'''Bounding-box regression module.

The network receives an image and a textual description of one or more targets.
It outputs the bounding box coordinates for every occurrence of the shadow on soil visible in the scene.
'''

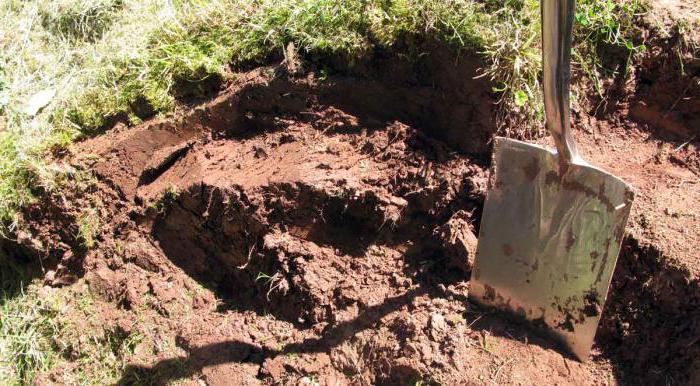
[0,244,37,301]
[449,234,700,385]
[596,236,700,385]
[117,286,432,385]
[0,238,80,302]
[132,229,700,386]
[214,44,497,155]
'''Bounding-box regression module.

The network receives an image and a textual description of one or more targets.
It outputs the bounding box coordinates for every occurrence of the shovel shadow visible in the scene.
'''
[116,286,430,385]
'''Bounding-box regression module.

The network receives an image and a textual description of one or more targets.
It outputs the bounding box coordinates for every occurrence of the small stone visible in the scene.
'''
[116,318,133,334]
[298,376,319,386]
[403,342,418,356]
[44,270,56,283]
[429,313,447,340]
[445,313,465,326]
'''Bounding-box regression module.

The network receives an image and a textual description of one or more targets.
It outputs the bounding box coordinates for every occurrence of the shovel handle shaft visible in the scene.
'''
[542,0,579,165]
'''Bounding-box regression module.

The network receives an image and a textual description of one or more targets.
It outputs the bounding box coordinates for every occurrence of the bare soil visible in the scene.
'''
[5,17,700,386]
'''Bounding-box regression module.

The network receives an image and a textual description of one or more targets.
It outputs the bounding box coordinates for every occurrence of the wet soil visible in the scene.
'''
[5,18,700,385]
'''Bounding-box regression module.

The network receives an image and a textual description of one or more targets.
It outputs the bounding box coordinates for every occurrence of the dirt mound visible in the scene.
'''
[6,47,700,384]
[73,62,518,385]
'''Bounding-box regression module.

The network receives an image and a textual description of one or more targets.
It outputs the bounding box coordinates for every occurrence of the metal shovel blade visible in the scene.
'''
[469,137,634,360]
[469,0,635,361]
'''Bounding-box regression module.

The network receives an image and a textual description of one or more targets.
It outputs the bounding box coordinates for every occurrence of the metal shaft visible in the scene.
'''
[542,0,579,165]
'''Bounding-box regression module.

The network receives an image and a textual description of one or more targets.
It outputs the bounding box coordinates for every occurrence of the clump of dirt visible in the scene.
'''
[142,116,485,325]
[632,2,700,136]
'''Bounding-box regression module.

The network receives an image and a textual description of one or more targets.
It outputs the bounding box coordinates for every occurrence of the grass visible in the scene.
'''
[38,0,125,42]
[76,206,100,248]
[674,18,699,76]
[0,268,146,385]
[0,285,61,385]
[574,0,648,97]
[0,258,59,385]
[146,184,180,215]
[479,0,543,129]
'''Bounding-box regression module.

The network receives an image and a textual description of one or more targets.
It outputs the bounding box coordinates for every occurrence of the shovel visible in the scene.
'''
[469,0,634,361]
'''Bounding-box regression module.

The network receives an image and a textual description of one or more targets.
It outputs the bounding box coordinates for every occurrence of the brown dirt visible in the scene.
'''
[534,113,700,385]
[5,21,700,385]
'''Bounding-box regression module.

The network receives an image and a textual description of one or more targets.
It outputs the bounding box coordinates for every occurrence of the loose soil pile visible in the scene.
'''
[5,16,700,386]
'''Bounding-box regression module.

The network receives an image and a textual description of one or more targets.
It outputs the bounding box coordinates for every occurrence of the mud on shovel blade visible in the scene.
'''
[469,0,634,361]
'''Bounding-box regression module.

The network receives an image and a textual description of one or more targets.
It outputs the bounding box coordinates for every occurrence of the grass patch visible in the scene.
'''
[479,0,543,130]
[0,134,38,228]
[480,0,649,133]
[0,130,74,231]
[574,0,649,98]
[0,273,145,385]
[0,259,61,386]
[38,0,124,42]
[673,18,699,76]
[0,288,60,385]
[62,0,488,132]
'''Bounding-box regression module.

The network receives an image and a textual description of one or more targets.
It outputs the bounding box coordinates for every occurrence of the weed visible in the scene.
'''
[674,18,699,76]
[255,271,274,283]
[106,326,143,358]
[412,376,441,386]
[479,331,495,353]
[255,271,286,300]
[114,239,125,256]
[574,0,649,94]
[76,206,100,248]
[147,184,180,215]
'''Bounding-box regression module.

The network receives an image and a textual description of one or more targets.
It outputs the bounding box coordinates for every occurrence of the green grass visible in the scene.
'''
[0,0,652,230]
[76,206,100,248]
[0,270,145,385]
[673,18,699,76]
[146,184,180,215]
[0,257,61,386]
[574,0,648,97]
[38,0,124,42]
[0,287,60,385]
[479,0,543,130]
